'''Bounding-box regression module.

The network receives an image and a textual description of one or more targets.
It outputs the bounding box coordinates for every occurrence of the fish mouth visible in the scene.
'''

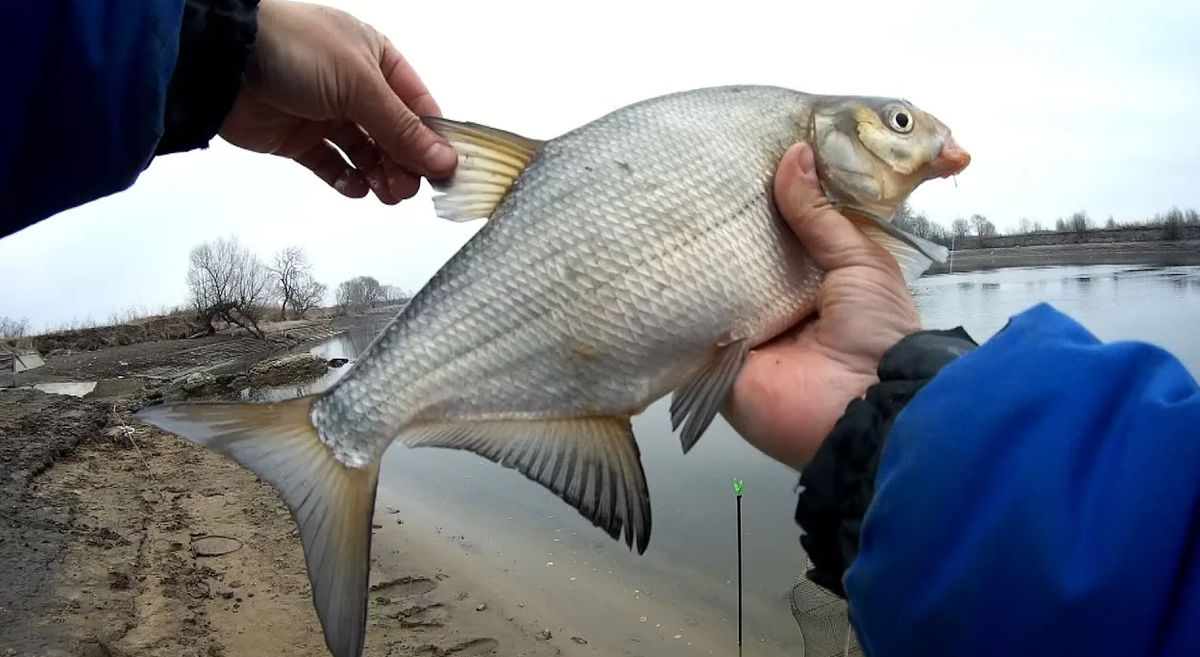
[928,133,971,179]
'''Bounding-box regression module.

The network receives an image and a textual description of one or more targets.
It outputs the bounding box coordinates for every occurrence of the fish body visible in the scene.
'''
[136,85,970,657]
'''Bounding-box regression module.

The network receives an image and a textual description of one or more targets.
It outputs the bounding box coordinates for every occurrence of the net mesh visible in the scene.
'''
[789,558,861,657]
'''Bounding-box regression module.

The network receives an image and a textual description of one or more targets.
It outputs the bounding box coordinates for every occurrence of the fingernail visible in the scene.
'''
[796,144,816,178]
[423,142,457,173]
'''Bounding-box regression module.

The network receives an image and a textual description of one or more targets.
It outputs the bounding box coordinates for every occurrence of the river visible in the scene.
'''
[248,263,1200,656]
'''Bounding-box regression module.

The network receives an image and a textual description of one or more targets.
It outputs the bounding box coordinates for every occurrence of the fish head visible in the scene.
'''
[809,96,970,221]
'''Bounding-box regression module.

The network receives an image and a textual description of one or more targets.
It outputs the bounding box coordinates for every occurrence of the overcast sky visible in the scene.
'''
[2,0,1197,329]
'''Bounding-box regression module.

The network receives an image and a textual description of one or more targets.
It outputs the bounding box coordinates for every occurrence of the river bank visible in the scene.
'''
[927,240,1200,274]
[1,313,795,657]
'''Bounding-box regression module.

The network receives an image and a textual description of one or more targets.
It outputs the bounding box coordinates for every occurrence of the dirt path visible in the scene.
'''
[0,386,566,657]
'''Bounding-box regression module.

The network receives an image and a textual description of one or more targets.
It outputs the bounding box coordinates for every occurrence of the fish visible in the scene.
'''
[134,84,970,657]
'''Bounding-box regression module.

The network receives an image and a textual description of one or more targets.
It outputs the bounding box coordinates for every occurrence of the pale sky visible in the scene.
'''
[2,0,1197,329]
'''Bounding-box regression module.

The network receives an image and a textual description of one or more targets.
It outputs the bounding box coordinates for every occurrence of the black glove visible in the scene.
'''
[794,326,979,598]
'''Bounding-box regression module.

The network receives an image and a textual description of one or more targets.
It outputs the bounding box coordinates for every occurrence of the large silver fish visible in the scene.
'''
[136,85,970,657]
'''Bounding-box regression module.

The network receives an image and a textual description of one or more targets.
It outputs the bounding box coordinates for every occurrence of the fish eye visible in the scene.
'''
[886,107,914,133]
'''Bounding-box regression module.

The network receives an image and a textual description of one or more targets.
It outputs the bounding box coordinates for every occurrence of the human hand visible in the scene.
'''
[723,143,922,470]
[218,0,457,204]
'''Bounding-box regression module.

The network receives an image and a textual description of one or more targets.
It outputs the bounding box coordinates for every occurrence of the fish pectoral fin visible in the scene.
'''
[421,117,545,222]
[670,338,751,454]
[850,213,950,284]
[135,397,379,657]
[398,416,651,554]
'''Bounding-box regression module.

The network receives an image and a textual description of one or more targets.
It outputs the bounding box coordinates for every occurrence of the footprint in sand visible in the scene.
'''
[369,574,438,598]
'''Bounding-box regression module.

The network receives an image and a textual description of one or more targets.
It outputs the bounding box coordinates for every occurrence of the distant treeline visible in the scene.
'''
[892,203,1200,250]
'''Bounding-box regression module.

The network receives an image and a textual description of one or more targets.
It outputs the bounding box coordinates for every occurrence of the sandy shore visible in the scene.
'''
[1,312,636,657]
[0,385,596,657]
[3,310,776,657]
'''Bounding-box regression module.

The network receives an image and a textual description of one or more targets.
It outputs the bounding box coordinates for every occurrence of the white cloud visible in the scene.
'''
[2,0,1197,327]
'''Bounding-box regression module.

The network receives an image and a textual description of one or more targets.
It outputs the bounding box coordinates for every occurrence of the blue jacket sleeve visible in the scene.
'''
[795,303,1200,656]
[0,0,258,241]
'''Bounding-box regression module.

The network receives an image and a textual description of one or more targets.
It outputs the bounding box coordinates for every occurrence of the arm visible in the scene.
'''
[796,302,1200,655]
[0,0,259,240]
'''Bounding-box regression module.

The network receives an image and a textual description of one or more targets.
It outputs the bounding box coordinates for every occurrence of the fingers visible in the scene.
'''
[293,141,369,199]
[326,123,402,205]
[773,143,891,271]
[349,62,457,181]
[381,157,421,201]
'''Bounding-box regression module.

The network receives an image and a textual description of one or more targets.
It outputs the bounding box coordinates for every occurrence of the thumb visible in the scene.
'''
[774,143,887,271]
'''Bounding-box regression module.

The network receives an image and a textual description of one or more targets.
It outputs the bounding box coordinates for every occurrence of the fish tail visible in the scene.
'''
[135,396,379,657]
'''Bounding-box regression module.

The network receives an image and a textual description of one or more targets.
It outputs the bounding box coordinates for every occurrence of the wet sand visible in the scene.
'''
[0,386,589,657]
[1,314,777,657]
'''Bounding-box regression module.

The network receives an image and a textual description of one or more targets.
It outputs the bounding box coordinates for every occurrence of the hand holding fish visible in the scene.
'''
[723,142,922,470]
[216,0,457,204]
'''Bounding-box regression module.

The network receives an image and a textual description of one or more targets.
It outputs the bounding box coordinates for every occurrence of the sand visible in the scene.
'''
[0,384,612,657]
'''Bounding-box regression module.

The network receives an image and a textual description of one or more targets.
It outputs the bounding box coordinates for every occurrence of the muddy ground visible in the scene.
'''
[8,315,372,386]
[0,316,565,657]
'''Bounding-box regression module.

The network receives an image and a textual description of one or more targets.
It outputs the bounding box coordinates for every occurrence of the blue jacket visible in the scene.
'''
[0,0,258,240]
[797,303,1200,656]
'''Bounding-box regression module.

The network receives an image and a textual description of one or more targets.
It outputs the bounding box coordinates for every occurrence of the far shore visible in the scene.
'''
[927,240,1200,275]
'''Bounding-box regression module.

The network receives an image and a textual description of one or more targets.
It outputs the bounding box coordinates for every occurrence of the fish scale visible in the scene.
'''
[135,84,970,657]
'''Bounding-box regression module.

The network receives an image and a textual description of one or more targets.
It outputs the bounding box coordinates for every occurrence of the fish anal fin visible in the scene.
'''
[848,212,949,283]
[134,397,379,657]
[398,416,651,554]
[421,116,545,222]
[670,339,751,454]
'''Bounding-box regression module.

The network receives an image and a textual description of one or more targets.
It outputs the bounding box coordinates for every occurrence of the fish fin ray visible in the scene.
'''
[398,416,651,553]
[135,397,378,657]
[421,116,544,222]
[850,214,948,283]
[669,339,751,454]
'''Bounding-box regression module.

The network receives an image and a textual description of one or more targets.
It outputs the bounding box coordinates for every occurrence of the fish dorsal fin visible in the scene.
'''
[397,416,652,553]
[670,338,751,454]
[421,117,545,222]
[848,212,950,284]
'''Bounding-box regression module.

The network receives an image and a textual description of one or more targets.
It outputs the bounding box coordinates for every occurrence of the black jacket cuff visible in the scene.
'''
[794,327,979,598]
[155,0,261,156]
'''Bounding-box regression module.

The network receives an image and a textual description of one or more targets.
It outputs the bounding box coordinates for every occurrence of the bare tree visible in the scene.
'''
[335,276,385,314]
[1068,210,1091,234]
[380,285,409,305]
[951,217,971,241]
[186,235,273,337]
[271,246,306,320]
[1160,207,1185,241]
[0,317,28,340]
[270,246,327,319]
[293,276,327,318]
[969,214,995,238]
[1016,218,1033,234]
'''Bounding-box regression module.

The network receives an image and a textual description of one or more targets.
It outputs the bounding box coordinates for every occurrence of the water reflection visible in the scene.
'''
[239,324,386,402]
[241,264,1200,652]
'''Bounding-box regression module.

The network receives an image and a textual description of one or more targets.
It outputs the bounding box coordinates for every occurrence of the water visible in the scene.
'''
[250,264,1200,655]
